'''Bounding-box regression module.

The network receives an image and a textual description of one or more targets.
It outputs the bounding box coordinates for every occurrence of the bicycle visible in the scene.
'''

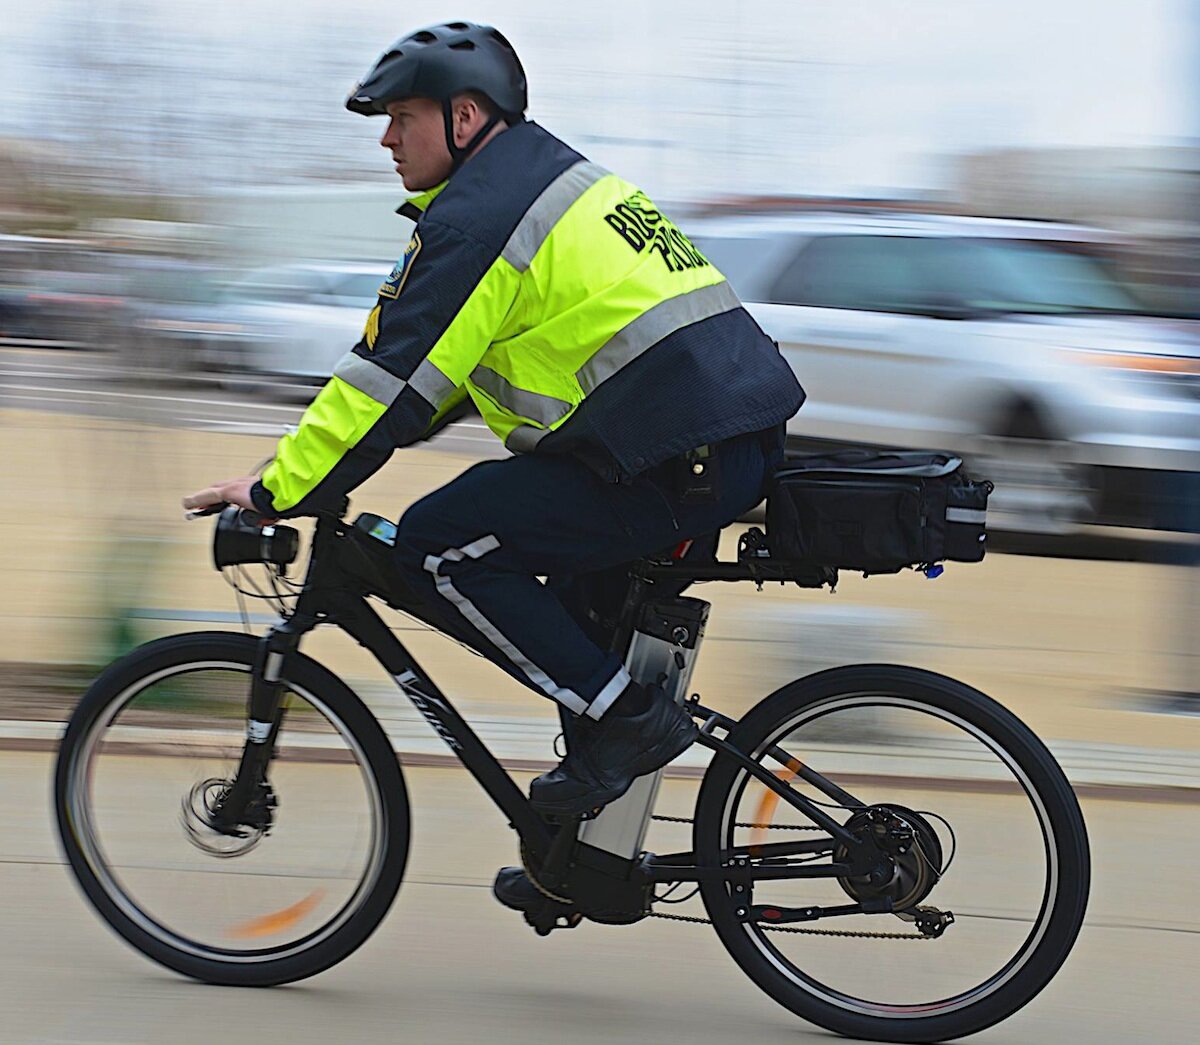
[54,503,1089,1043]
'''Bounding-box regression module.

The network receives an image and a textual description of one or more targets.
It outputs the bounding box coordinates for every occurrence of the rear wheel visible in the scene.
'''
[693,664,1089,1042]
[55,631,409,986]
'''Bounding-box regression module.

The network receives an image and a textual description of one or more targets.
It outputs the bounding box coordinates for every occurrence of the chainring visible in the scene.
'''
[519,841,650,924]
[519,841,573,905]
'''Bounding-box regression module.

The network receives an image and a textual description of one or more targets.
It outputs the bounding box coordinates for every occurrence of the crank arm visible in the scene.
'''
[535,816,585,895]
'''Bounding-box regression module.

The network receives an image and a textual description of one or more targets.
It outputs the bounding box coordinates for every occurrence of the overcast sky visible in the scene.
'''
[0,0,1195,197]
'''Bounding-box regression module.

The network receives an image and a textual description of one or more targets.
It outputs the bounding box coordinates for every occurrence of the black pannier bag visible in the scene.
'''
[764,450,993,573]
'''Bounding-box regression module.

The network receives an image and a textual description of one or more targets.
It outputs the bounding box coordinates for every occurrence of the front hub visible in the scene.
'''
[181,776,276,858]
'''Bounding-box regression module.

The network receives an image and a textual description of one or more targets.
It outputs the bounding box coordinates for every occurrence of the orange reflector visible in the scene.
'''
[749,758,804,853]
[1073,352,1200,375]
[226,889,325,939]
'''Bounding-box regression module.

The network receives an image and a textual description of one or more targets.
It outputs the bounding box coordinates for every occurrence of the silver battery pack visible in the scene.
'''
[577,596,710,859]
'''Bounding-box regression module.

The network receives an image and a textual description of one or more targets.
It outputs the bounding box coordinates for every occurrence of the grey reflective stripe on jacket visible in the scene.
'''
[576,281,742,395]
[333,352,458,413]
[504,281,743,454]
[472,365,573,426]
[501,161,609,272]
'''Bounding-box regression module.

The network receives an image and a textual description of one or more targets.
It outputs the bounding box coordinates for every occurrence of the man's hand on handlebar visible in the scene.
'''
[182,477,268,520]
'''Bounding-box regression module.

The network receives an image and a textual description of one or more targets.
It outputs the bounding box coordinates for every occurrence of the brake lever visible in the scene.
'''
[184,502,228,521]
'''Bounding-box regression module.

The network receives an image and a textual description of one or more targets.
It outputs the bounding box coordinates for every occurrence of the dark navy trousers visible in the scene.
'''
[392,428,782,719]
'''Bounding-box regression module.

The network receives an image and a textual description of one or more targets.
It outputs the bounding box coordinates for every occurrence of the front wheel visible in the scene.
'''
[54,632,410,986]
[693,664,1089,1042]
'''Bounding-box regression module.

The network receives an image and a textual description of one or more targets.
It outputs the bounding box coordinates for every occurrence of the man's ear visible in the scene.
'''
[452,97,484,148]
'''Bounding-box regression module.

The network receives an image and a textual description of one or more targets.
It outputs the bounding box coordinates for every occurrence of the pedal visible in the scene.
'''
[524,902,583,937]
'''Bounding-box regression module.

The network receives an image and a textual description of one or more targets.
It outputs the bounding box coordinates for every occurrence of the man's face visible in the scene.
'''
[381,98,453,191]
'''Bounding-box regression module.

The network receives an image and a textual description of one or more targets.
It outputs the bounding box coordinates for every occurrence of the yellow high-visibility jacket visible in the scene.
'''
[253,122,804,517]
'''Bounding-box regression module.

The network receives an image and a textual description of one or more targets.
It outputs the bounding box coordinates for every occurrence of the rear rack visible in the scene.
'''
[639,529,836,591]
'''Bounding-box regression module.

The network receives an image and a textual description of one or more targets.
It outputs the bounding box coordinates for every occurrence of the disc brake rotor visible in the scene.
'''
[180,777,270,859]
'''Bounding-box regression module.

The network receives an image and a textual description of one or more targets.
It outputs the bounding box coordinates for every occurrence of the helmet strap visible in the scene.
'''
[442,98,501,174]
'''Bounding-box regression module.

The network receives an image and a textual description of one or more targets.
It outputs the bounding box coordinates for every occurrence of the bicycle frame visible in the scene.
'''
[223,512,884,897]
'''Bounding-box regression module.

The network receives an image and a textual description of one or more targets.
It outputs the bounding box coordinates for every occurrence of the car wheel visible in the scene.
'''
[968,406,1097,536]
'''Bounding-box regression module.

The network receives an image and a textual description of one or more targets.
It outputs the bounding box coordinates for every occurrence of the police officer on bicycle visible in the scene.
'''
[184,21,805,915]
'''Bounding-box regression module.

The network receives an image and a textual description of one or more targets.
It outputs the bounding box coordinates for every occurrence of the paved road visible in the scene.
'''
[2,751,1196,1044]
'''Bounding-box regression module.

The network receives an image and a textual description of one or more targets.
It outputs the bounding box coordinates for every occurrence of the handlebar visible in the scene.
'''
[185,503,270,528]
[185,495,347,525]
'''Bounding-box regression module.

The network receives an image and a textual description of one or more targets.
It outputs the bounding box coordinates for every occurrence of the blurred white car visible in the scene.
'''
[208,261,388,381]
[686,212,1200,534]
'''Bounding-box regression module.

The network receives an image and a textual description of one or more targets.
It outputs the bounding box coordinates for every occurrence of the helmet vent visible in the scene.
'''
[446,21,470,30]
[449,40,477,50]
[412,31,438,43]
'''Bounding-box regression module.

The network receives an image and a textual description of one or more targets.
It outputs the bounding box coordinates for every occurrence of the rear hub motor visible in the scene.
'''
[834,804,944,911]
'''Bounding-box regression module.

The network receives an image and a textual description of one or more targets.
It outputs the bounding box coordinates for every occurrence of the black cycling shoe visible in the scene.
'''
[493,866,582,935]
[493,866,550,912]
[529,686,698,818]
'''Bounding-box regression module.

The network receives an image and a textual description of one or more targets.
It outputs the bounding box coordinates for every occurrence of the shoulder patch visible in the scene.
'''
[379,231,422,299]
[361,304,381,350]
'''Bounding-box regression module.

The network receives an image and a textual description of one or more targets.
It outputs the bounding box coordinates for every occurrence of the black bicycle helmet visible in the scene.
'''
[347,22,527,170]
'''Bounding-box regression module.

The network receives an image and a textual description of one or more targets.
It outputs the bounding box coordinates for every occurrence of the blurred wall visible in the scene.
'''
[957,146,1200,231]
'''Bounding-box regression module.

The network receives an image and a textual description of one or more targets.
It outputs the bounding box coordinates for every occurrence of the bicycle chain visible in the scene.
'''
[520,816,934,940]
[651,814,822,831]
[648,908,935,940]
[648,815,935,939]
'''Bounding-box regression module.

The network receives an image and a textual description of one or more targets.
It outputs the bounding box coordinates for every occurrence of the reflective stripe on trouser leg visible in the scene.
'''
[586,669,631,721]
[422,535,631,717]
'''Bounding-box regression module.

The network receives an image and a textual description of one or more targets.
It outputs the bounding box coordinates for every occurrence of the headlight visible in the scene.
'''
[213,507,299,570]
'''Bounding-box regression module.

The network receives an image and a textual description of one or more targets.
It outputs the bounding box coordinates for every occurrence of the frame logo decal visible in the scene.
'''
[393,672,462,751]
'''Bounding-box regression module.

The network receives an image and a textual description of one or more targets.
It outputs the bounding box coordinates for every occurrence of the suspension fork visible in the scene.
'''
[211,613,318,830]
[211,517,342,830]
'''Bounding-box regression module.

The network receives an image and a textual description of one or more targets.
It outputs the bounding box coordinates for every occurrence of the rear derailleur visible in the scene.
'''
[897,905,956,939]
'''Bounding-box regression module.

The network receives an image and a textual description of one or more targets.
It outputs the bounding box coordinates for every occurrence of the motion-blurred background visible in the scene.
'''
[0,2,1196,1041]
